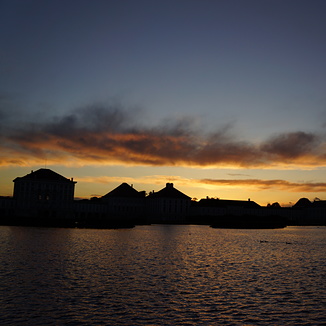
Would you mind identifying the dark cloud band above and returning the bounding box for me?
[0,104,325,168]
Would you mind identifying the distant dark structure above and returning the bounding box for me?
[102,182,146,220]
[12,169,76,219]
[0,168,325,228]
[147,183,191,223]
[292,197,312,208]
[13,169,76,203]
[193,197,261,216]
[289,197,326,225]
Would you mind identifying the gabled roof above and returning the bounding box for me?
[197,198,260,208]
[148,183,190,199]
[102,183,144,198]
[13,168,75,183]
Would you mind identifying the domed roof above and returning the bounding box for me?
[293,198,312,208]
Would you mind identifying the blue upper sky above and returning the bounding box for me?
[2,0,325,133]
[1,0,326,204]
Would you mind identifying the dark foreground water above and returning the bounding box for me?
[0,225,325,325]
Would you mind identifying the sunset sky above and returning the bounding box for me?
[1,0,326,206]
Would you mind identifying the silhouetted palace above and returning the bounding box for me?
[0,169,325,228]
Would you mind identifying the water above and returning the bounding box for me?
[0,225,325,325]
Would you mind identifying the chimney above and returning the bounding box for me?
[166,183,173,188]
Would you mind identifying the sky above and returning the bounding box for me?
[1,0,326,206]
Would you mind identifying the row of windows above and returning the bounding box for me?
[15,192,72,201]
[16,182,73,191]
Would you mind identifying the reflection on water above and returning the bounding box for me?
[0,225,325,325]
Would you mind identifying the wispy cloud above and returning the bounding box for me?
[77,175,326,193]
[1,102,325,168]
[227,173,252,177]
[200,179,326,192]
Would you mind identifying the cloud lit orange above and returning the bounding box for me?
[1,105,325,169]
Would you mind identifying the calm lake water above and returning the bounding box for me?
[0,225,325,325]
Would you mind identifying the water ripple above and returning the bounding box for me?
[0,225,325,325]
